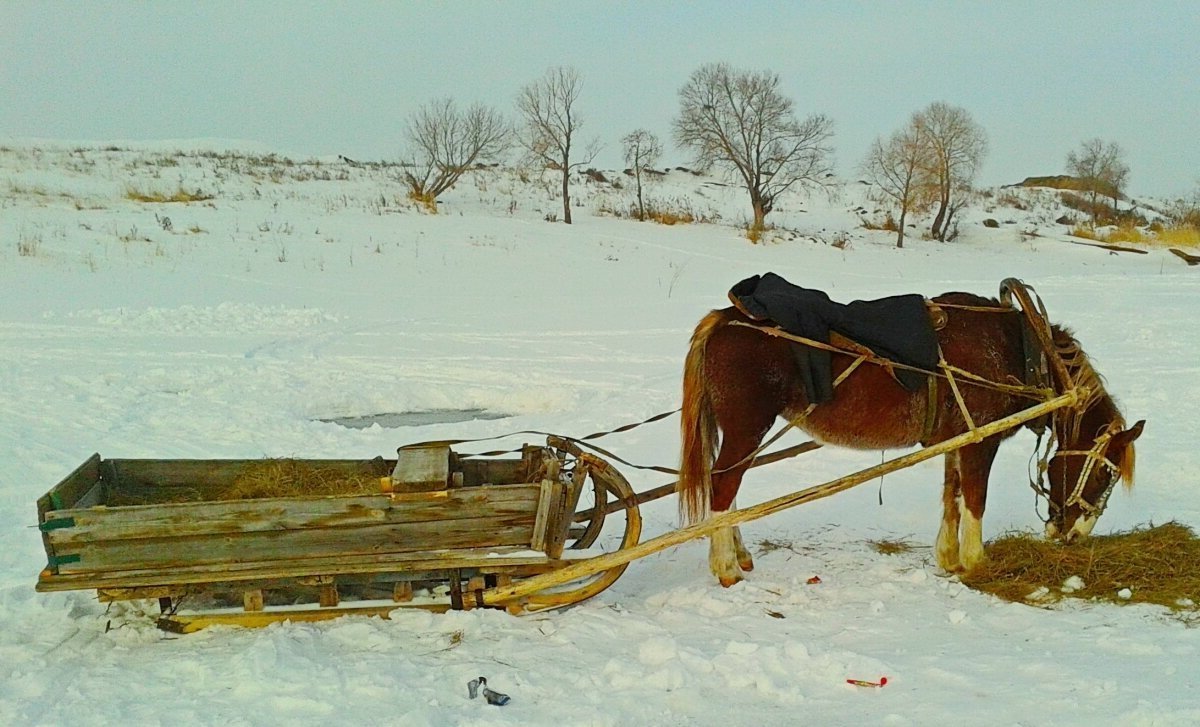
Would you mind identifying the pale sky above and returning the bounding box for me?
[3,1,1197,198]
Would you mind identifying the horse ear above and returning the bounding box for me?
[1116,420,1145,447]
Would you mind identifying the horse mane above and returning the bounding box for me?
[1051,324,1135,489]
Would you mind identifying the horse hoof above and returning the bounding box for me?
[718,574,743,588]
[738,557,754,572]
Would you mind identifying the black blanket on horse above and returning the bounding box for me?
[728,272,939,403]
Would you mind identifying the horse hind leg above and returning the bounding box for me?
[936,452,964,573]
[708,426,771,587]
[709,527,741,587]
[733,523,754,572]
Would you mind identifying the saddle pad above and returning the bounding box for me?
[729,272,939,403]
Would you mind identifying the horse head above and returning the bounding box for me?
[1039,326,1144,542]
[1045,408,1144,542]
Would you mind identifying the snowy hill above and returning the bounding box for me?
[2,142,1198,726]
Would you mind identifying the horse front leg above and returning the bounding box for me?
[936,451,964,573]
[956,439,1001,573]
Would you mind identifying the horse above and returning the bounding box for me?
[678,290,1144,586]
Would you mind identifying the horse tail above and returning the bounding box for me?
[678,309,727,526]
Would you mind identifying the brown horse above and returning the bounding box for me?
[678,291,1144,586]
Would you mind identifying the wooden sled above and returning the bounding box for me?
[35,436,641,632]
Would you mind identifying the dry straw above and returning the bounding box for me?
[962,522,1200,614]
[219,459,379,500]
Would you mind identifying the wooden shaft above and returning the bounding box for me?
[484,389,1081,607]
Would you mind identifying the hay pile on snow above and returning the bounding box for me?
[963,522,1200,613]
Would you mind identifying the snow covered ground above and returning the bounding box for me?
[2,142,1198,726]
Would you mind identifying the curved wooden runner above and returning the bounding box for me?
[481,389,1083,610]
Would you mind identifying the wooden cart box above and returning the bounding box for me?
[35,438,640,631]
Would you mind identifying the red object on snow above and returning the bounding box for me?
[846,677,888,688]
[806,575,822,584]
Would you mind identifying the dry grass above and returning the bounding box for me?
[1071,224,1198,249]
[219,459,381,500]
[869,538,917,556]
[1103,224,1148,244]
[962,522,1200,614]
[1153,226,1200,248]
[1070,224,1099,240]
[126,186,214,203]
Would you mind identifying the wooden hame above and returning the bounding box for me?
[35,437,641,632]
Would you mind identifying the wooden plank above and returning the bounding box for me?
[547,461,587,557]
[44,484,542,545]
[244,590,264,612]
[35,545,561,592]
[51,514,539,574]
[38,454,102,516]
[460,458,527,487]
[391,445,450,492]
[530,479,555,553]
[37,454,103,574]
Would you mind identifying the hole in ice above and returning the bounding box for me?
[318,408,510,429]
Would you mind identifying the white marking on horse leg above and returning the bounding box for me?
[1067,515,1097,542]
[958,501,986,572]
[936,494,963,573]
[709,524,742,587]
[732,526,754,572]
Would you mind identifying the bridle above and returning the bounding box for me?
[1033,420,1123,525]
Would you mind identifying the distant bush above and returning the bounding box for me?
[861,213,898,232]
[596,195,718,226]
[1061,192,1147,228]
[407,189,437,213]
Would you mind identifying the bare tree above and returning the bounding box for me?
[673,63,834,235]
[403,98,510,210]
[861,123,929,248]
[516,66,601,224]
[913,102,987,241]
[621,129,663,221]
[1066,138,1129,225]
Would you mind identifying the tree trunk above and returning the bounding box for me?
[635,170,645,221]
[930,199,947,240]
[750,193,767,237]
[896,208,907,249]
[561,166,572,224]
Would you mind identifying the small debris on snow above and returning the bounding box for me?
[1061,576,1086,593]
[1026,586,1053,601]
[1117,588,1133,600]
[467,677,510,706]
[846,676,889,688]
